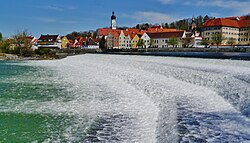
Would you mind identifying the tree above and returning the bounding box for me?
[137,38,145,48]
[0,32,2,41]
[227,37,235,47]
[99,36,106,52]
[149,38,154,48]
[211,33,223,48]
[201,39,210,47]
[0,39,12,53]
[169,22,177,29]
[164,23,169,28]
[168,37,179,48]
[197,15,203,28]
[182,36,194,48]
[203,15,210,23]
[12,29,33,56]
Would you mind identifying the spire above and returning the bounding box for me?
[111,11,116,20]
[192,16,195,23]
[111,11,117,29]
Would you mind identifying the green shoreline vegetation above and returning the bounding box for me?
[0,30,60,60]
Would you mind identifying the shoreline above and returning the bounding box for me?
[103,51,250,60]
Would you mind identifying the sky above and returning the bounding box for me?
[0,0,249,38]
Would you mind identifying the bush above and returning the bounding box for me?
[35,48,57,58]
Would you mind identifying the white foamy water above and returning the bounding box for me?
[12,54,250,142]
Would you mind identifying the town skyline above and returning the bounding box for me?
[0,0,249,37]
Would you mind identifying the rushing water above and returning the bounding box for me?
[0,55,250,142]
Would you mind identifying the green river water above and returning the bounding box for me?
[0,61,74,142]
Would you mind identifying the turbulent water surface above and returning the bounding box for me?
[0,54,250,142]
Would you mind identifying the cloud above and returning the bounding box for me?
[39,5,78,12]
[124,11,176,24]
[158,0,175,4]
[41,5,64,11]
[159,0,249,16]
[37,17,79,24]
[201,0,250,14]
[38,17,57,23]
[184,0,250,15]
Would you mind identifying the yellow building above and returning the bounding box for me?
[131,34,140,48]
[61,36,70,48]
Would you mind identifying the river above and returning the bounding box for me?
[0,54,250,142]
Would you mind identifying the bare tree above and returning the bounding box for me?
[12,29,33,56]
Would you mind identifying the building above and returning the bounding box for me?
[37,35,61,49]
[61,36,70,48]
[119,30,127,49]
[202,16,250,45]
[86,37,99,49]
[111,11,117,30]
[131,34,140,49]
[143,31,186,48]
[106,30,121,49]
[70,37,84,48]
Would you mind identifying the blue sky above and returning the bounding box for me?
[0,0,249,38]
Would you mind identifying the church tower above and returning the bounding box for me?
[111,11,117,30]
[191,16,197,34]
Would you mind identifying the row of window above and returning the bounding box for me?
[205,32,220,35]
[119,44,132,47]
[222,27,238,31]
[204,37,250,42]
[240,28,249,31]
[205,32,249,36]
[222,32,239,35]
[205,27,244,31]
[204,27,221,30]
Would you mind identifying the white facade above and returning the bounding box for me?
[202,27,239,45]
[112,19,116,30]
[119,31,126,49]
[124,35,132,49]
[141,33,150,48]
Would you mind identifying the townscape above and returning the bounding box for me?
[1,1,250,142]
[0,12,250,59]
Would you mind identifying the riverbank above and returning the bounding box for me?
[0,49,87,61]
[101,47,250,60]
[104,51,250,60]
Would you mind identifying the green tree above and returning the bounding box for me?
[137,39,145,48]
[164,23,169,28]
[0,32,2,41]
[211,33,223,48]
[168,37,179,48]
[99,36,107,52]
[227,37,235,47]
[203,15,210,23]
[182,36,194,48]
[149,38,154,48]
[201,39,210,47]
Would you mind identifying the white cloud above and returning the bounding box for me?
[41,5,64,11]
[185,0,250,15]
[37,17,79,24]
[38,17,57,23]
[158,0,175,4]
[159,0,249,16]
[126,11,176,24]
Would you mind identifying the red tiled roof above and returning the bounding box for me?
[98,28,121,36]
[238,16,250,28]
[147,28,177,33]
[203,18,239,28]
[147,31,185,39]
[203,16,250,28]
[38,35,59,42]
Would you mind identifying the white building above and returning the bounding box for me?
[142,31,186,48]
